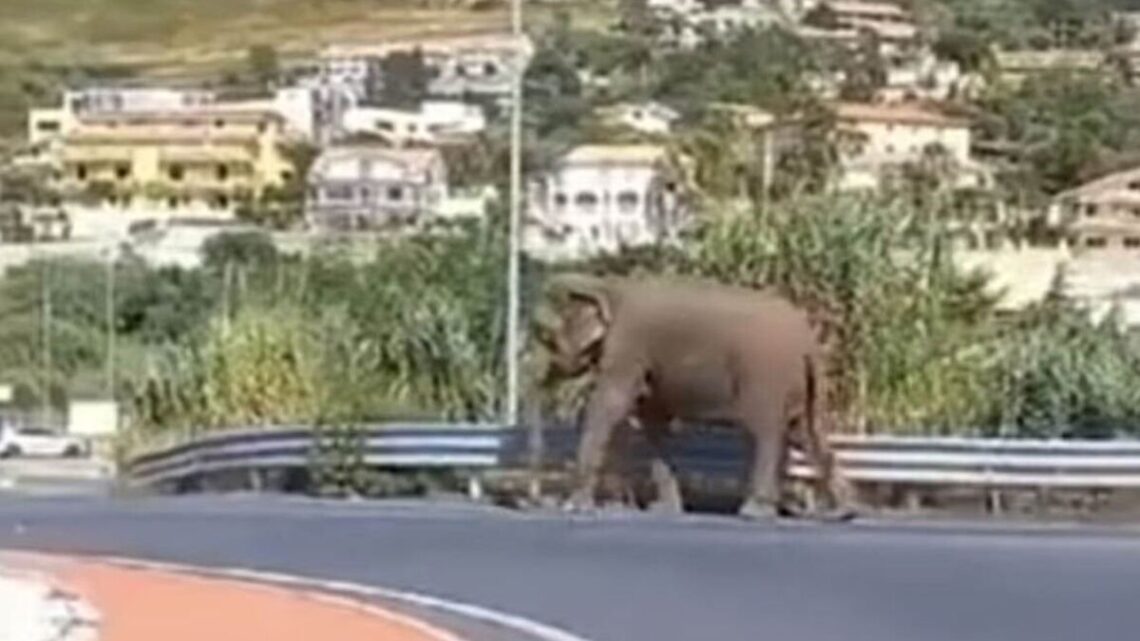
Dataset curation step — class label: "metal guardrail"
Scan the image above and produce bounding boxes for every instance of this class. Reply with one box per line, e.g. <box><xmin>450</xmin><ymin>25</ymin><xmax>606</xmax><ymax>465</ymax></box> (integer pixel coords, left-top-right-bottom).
<box><xmin>125</xmin><ymin>423</ymin><xmax>1140</xmax><ymax>492</ymax></box>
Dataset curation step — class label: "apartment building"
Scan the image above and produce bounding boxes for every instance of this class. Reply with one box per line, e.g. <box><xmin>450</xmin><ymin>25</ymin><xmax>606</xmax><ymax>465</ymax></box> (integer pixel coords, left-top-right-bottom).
<box><xmin>305</xmin><ymin>145</ymin><xmax>449</xmax><ymax>232</ymax></box>
<box><xmin>1052</xmin><ymin>167</ymin><xmax>1140</xmax><ymax>251</ymax></box>
<box><xmin>830</xmin><ymin>101</ymin><xmax>989</xmax><ymax>191</ymax></box>
<box><xmin>525</xmin><ymin>144</ymin><xmax>687</xmax><ymax>262</ymax></box>
<box><xmin>54</xmin><ymin>107</ymin><xmax>297</xmax><ymax>215</ymax></box>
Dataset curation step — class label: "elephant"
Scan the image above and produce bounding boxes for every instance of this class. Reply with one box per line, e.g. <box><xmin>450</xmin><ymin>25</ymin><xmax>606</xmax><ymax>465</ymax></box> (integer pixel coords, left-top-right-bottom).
<box><xmin>533</xmin><ymin>273</ymin><xmax>854</xmax><ymax>521</ymax></box>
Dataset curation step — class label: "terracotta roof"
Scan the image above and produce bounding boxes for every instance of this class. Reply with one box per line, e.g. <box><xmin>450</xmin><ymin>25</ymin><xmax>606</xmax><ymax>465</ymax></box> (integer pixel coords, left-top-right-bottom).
<box><xmin>322</xmin><ymin>32</ymin><xmax>532</xmax><ymax>59</ymax></box>
<box><xmin>994</xmin><ymin>49</ymin><xmax>1103</xmax><ymax>70</ymax></box>
<box><xmin>560</xmin><ymin>144</ymin><xmax>669</xmax><ymax>165</ymax></box>
<box><xmin>826</xmin><ymin>0</ymin><xmax>908</xmax><ymax>18</ymax></box>
<box><xmin>311</xmin><ymin>145</ymin><xmax>443</xmax><ymax>178</ymax></box>
<box><xmin>1057</xmin><ymin>166</ymin><xmax>1140</xmax><ymax>201</ymax></box>
<box><xmin>831</xmin><ymin>102</ymin><xmax>969</xmax><ymax>127</ymax></box>
<box><xmin>79</xmin><ymin>107</ymin><xmax>283</xmax><ymax>125</ymax></box>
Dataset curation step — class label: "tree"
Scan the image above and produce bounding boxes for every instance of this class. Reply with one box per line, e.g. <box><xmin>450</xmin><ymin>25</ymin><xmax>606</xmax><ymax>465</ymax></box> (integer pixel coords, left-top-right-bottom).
<box><xmin>379</xmin><ymin>48</ymin><xmax>429</xmax><ymax>109</ymax></box>
<box><xmin>235</xmin><ymin>142</ymin><xmax>318</xmax><ymax>230</ymax></box>
<box><xmin>247</xmin><ymin>44</ymin><xmax>280</xmax><ymax>91</ymax></box>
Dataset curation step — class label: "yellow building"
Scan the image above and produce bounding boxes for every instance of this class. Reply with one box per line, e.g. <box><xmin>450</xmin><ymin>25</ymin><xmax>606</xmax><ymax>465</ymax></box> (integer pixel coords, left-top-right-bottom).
<box><xmin>55</xmin><ymin>107</ymin><xmax>297</xmax><ymax>213</ymax></box>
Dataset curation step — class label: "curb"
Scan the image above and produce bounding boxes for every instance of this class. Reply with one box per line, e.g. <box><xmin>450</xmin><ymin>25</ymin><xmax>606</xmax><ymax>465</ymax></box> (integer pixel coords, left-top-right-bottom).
<box><xmin>0</xmin><ymin>570</ymin><xmax>100</xmax><ymax>641</ymax></box>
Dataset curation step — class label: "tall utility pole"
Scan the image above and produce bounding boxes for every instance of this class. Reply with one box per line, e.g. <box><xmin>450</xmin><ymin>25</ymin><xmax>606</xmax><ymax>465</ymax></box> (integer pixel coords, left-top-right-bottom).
<box><xmin>41</xmin><ymin>261</ymin><xmax>52</xmax><ymax>428</ymax></box>
<box><xmin>504</xmin><ymin>0</ymin><xmax>524</xmax><ymax>428</ymax></box>
<box><xmin>105</xmin><ymin>252</ymin><xmax>116</xmax><ymax>397</ymax></box>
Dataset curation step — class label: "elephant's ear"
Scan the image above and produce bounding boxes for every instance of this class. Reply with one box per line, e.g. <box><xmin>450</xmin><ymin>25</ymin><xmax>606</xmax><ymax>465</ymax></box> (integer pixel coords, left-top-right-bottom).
<box><xmin>548</xmin><ymin>273</ymin><xmax>613</xmax><ymax>325</ymax></box>
<box><xmin>553</xmin><ymin>274</ymin><xmax>613</xmax><ymax>356</ymax></box>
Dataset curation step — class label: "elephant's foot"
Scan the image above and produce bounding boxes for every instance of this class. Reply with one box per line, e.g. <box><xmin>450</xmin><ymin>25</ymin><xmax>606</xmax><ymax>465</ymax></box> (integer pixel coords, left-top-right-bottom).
<box><xmin>738</xmin><ymin>497</ymin><xmax>780</xmax><ymax>521</ymax></box>
<box><xmin>647</xmin><ymin>495</ymin><xmax>684</xmax><ymax>515</ymax></box>
<box><xmin>812</xmin><ymin>505</ymin><xmax>859</xmax><ymax>523</ymax></box>
<box><xmin>562</xmin><ymin>489</ymin><xmax>598</xmax><ymax>515</ymax></box>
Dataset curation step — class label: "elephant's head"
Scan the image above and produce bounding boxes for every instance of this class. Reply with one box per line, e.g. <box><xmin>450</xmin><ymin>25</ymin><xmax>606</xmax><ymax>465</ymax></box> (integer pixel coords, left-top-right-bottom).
<box><xmin>533</xmin><ymin>274</ymin><xmax>614</xmax><ymax>380</ymax></box>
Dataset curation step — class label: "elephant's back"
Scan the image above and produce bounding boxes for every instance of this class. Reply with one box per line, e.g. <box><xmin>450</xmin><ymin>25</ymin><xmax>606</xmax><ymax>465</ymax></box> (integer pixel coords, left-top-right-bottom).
<box><xmin>613</xmin><ymin>279</ymin><xmax>817</xmax><ymax>351</ymax></box>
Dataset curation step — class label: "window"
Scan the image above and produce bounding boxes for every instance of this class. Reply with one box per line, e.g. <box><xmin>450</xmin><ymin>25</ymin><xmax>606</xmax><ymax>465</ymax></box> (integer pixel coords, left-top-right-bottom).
<box><xmin>1085</xmin><ymin>204</ymin><xmax>1098</xmax><ymax>217</ymax></box>
<box><xmin>553</xmin><ymin>192</ymin><xmax>568</xmax><ymax>210</ymax></box>
<box><xmin>115</xmin><ymin>164</ymin><xmax>130</xmax><ymax>180</ymax></box>
<box><xmin>76</xmin><ymin>164</ymin><xmax>88</xmax><ymax>181</ymax></box>
<box><xmin>257</xmin><ymin>121</ymin><xmax>268</xmax><ymax>133</ymax></box>
<box><xmin>1126</xmin><ymin>237</ymin><xmax>1140</xmax><ymax>249</ymax></box>
<box><xmin>575</xmin><ymin>192</ymin><xmax>599</xmax><ymax>211</ymax></box>
<box><xmin>388</xmin><ymin>186</ymin><xmax>404</xmax><ymax>201</ymax></box>
<box><xmin>325</xmin><ymin>185</ymin><xmax>354</xmax><ymax>201</ymax></box>
<box><xmin>1085</xmin><ymin>237</ymin><xmax>1107</xmax><ymax>248</ymax></box>
<box><xmin>167</xmin><ymin>197</ymin><xmax>179</xmax><ymax>209</ymax></box>
<box><xmin>214</xmin><ymin>194</ymin><xmax>230</xmax><ymax>209</ymax></box>
<box><xmin>36</xmin><ymin>120</ymin><xmax>61</xmax><ymax>132</ymax></box>
<box><xmin>169</xmin><ymin>164</ymin><xmax>184</xmax><ymax>181</ymax></box>
<box><xmin>214</xmin><ymin>119</ymin><xmax>226</xmax><ymax>128</ymax></box>
<box><xmin>1129</xmin><ymin>180</ymin><xmax>1140</xmax><ymax>191</ymax></box>
<box><xmin>483</xmin><ymin>62</ymin><xmax>498</xmax><ymax>76</ymax></box>
<box><xmin>360</xmin><ymin>187</ymin><xmax>372</xmax><ymax>201</ymax></box>
<box><xmin>617</xmin><ymin>191</ymin><xmax>639</xmax><ymax>213</ymax></box>
<box><xmin>216</xmin><ymin>165</ymin><xmax>229</xmax><ymax>181</ymax></box>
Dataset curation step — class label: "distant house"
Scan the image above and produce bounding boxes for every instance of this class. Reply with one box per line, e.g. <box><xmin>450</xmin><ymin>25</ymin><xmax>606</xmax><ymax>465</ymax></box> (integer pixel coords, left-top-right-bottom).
<box><xmin>658</xmin><ymin>1</ymin><xmax>790</xmax><ymax>48</ymax></box>
<box><xmin>1052</xmin><ymin>167</ymin><xmax>1140</xmax><ymax>252</ymax></box>
<box><xmin>799</xmin><ymin>0</ymin><xmax>918</xmax><ymax>55</ymax></box>
<box><xmin>306</xmin><ymin>145</ymin><xmax>450</xmax><ymax>232</ymax></box>
<box><xmin>595</xmin><ymin>102</ymin><xmax>680</xmax><ymax>135</ymax></box>
<box><xmin>340</xmin><ymin>101</ymin><xmax>486</xmax><ymax>145</ymax></box>
<box><xmin>828</xmin><ymin>101</ymin><xmax>990</xmax><ymax>191</ymax></box>
<box><xmin>525</xmin><ymin>144</ymin><xmax>687</xmax><ymax>262</ymax></box>
<box><xmin>875</xmin><ymin>52</ymin><xmax>965</xmax><ymax>103</ymax></box>
<box><xmin>993</xmin><ymin>49</ymin><xmax>1107</xmax><ymax>86</ymax></box>
<box><xmin>318</xmin><ymin>33</ymin><xmax>533</xmax><ymax>104</ymax></box>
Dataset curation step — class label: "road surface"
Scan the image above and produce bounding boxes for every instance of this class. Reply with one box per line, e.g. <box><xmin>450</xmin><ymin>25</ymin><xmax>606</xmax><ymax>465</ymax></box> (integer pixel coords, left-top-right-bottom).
<box><xmin>0</xmin><ymin>496</ymin><xmax>1138</xmax><ymax>641</ymax></box>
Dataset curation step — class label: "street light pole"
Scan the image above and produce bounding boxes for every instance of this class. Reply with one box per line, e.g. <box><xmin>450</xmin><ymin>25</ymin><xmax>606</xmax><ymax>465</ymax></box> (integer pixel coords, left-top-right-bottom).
<box><xmin>504</xmin><ymin>0</ymin><xmax>524</xmax><ymax>428</ymax></box>
<box><xmin>105</xmin><ymin>250</ymin><xmax>116</xmax><ymax>398</ymax></box>
<box><xmin>41</xmin><ymin>259</ymin><xmax>52</xmax><ymax>429</ymax></box>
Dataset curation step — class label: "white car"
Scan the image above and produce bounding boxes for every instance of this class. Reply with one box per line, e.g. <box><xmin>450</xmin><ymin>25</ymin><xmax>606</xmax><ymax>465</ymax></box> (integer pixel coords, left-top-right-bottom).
<box><xmin>0</xmin><ymin>425</ymin><xmax>89</xmax><ymax>459</ymax></box>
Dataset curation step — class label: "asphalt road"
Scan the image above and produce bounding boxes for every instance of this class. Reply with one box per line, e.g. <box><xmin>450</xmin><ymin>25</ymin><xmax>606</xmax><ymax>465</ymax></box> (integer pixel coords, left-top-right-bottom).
<box><xmin>1</xmin><ymin>496</ymin><xmax>1139</xmax><ymax>641</ymax></box>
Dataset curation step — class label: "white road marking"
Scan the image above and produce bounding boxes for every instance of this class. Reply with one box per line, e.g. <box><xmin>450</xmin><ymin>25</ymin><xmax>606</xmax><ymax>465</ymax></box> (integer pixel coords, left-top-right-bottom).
<box><xmin>8</xmin><ymin>552</ymin><xmax>596</xmax><ymax>641</ymax></box>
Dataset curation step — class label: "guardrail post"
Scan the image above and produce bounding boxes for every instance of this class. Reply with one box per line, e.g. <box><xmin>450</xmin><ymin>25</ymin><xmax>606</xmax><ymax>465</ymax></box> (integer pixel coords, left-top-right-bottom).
<box><xmin>468</xmin><ymin>473</ymin><xmax>485</xmax><ymax>502</ymax></box>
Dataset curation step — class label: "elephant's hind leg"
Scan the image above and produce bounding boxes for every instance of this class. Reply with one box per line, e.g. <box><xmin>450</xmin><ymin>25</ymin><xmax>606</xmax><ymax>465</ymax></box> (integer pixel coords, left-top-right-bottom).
<box><xmin>738</xmin><ymin>402</ymin><xmax>788</xmax><ymax>521</ymax></box>
<box><xmin>644</xmin><ymin>423</ymin><xmax>684</xmax><ymax>514</ymax></box>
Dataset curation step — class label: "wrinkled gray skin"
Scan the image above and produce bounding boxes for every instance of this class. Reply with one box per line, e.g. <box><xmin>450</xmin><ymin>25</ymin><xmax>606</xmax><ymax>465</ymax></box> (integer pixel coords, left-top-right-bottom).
<box><xmin>534</xmin><ymin>273</ymin><xmax>854</xmax><ymax>521</ymax></box>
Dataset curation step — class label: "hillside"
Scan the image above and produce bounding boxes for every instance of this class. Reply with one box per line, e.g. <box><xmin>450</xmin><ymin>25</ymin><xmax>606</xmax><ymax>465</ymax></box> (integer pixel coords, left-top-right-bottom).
<box><xmin>0</xmin><ymin>0</ymin><xmax>612</xmax><ymax>141</ymax></box>
<box><xmin>0</xmin><ymin>0</ymin><xmax>513</xmax><ymax>77</ymax></box>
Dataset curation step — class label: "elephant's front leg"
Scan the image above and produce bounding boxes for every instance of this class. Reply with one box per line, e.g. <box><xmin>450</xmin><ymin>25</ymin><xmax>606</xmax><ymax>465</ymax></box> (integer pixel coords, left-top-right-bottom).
<box><xmin>567</xmin><ymin>369</ymin><xmax>642</xmax><ymax>513</ymax></box>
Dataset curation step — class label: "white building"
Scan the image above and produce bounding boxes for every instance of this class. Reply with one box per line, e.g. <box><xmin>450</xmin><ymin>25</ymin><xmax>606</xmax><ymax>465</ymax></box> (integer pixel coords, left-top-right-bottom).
<box><xmin>340</xmin><ymin>101</ymin><xmax>486</xmax><ymax>144</ymax></box>
<box><xmin>799</xmin><ymin>0</ymin><xmax>918</xmax><ymax>56</ymax></box>
<box><xmin>659</xmin><ymin>2</ymin><xmax>791</xmax><ymax>48</ymax></box>
<box><xmin>830</xmin><ymin>102</ymin><xmax>988</xmax><ymax>191</ymax></box>
<box><xmin>29</xmin><ymin>87</ymin><xmax>217</xmax><ymax>146</ymax></box>
<box><xmin>525</xmin><ymin>145</ymin><xmax>687</xmax><ymax>262</ymax></box>
<box><xmin>29</xmin><ymin>86</ymin><xmax>324</xmax><ymax>146</ymax></box>
<box><xmin>318</xmin><ymin>33</ymin><xmax>533</xmax><ymax>103</ymax></box>
<box><xmin>306</xmin><ymin>145</ymin><xmax>451</xmax><ymax>232</ymax></box>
